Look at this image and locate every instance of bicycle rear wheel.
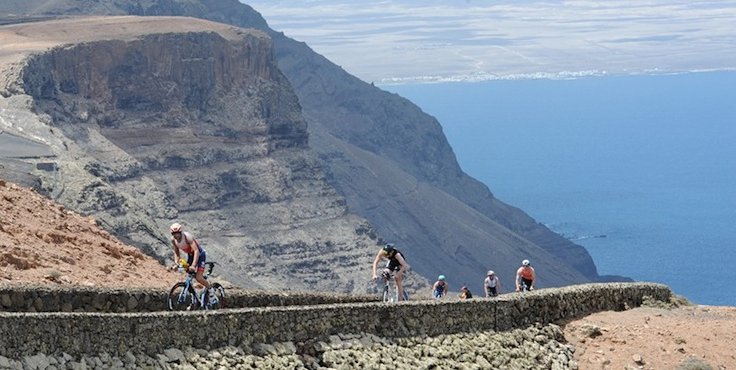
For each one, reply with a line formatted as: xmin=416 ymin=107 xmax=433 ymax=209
xmin=206 ymin=283 xmax=226 ymax=309
xmin=168 ymin=282 xmax=196 ymax=311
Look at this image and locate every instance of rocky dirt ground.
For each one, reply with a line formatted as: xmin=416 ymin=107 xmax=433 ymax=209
xmin=0 ymin=179 xmax=179 ymax=288
xmin=563 ymin=304 xmax=736 ymax=370
xmin=1 ymin=178 xmax=735 ymax=369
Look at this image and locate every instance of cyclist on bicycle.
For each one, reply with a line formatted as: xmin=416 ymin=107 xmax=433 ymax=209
xmin=431 ymin=274 xmax=448 ymax=299
xmin=458 ymin=285 xmax=473 ymax=300
xmin=515 ymin=259 xmax=536 ymax=291
xmin=371 ymin=243 xmax=410 ymax=301
xmin=484 ymin=270 xmax=502 ymax=297
xmin=170 ymin=222 xmax=212 ymax=295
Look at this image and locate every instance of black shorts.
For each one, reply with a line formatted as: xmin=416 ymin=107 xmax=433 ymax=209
xmin=521 ymin=278 xmax=533 ymax=288
xmin=486 ymin=286 xmax=498 ymax=297
xmin=386 ymin=259 xmax=401 ymax=272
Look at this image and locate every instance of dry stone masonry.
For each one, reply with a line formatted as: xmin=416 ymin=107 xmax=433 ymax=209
xmin=0 ymin=282 xmax=670 ymax=359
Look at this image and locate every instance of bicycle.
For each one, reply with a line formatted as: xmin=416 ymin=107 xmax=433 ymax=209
xmin=517 ymin=281 xmax=533 ymax=292
xmin=378 ymin=269 xmax=409 ymax=303
xmin=168 ymin=261 xmax=226 ymax=310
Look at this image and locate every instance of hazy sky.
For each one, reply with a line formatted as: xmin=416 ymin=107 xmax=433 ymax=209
xmin=244 ymin=1 xmax=736 ymax=84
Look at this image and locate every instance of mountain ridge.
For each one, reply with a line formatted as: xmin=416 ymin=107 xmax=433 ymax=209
xmin=0 ymin=1 xmax=628 ymax=294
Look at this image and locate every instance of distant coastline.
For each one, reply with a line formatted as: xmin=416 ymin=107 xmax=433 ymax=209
xmin=378 ymin=68 xmax=736 ymax=86
xmin=247 ymin=1 xmax=736 ymax=85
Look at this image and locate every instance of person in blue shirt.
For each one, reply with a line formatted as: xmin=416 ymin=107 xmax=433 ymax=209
xmin=432 ymin=275 xmax=448 ymax=299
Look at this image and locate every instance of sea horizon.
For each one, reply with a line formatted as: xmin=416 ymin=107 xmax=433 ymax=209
xmin=383 ymin=71 xmax=736 ymax=306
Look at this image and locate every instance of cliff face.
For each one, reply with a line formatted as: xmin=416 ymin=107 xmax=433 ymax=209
xmin=24 ymin=32 xmax=275 ymax=112
xmin=0 ymin=17 xmax=394 ymax=294
xmin=274 ymin=44 xmax=600 ymax=285
xmin=133 ymin=1 xmax=603 ymax=286
xmin=0 ymin=0 xmax=623 ymax=291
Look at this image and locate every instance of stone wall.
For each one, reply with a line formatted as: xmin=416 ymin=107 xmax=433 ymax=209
xmin=0 ymin=285 xmax=378 ymax=313
xmin=0 ymin=282 xmax=670 ymax=358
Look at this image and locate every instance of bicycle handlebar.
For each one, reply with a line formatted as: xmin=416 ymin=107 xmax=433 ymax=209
xmin=174 ymin=261 xmax=217 ymax=277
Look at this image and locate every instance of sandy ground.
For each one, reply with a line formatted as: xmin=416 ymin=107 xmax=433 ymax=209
xmin=563 ymin=305 xmax=736 ymax=369
xmin=0 ymin=178 xmax=179 ymax=288
xmin=2 ymin=178 xmax=735 ymax=369
xmin=564 ymin=306 xmax=736 ymax=370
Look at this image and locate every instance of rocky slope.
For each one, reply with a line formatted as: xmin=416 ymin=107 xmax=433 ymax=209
xmin=564 ymin=303 xmax=736 ymax=369
xmin=0 ymin=178 xmax=178 ymax=288
xmin=0 ymin=0 xmax=623 ymax=292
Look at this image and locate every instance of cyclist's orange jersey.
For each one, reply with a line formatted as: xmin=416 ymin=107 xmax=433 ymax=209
xmin=519 ymin=266 xmax=534 ymax=280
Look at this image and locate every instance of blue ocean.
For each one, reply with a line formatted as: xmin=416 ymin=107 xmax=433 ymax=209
xmin=383 ymin=72 xmax=736 ymax=306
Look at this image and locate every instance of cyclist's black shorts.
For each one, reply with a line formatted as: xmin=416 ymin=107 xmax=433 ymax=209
xmin=521 ymin=278 xmax=533 ymax=288
xmin=486 ymin=286 xmax=498 ymax=297
xmin=386 ymin=259 xmax=401 ymax=272
xmin=186 ymin=248 xmax=207 ymax=272
xmin=385 ymin=252 xmax=405 ymax=272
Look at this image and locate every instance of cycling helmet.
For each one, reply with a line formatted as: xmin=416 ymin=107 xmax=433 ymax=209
xmin=522 ymin=259 xmax=530 ymax=266
xmin=438 ymin=275 xmax=446 ymax=281
xmin=170 ymin=222 xmax=183 ymax=233
xmin=487 ymin=270 xmax=495 ymax=276
xmin=382 ymin=243 xmax=395 ymax=252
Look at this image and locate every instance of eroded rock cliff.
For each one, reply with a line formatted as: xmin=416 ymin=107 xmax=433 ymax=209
xmin=0 ymin=16 xmax=402 ymax=293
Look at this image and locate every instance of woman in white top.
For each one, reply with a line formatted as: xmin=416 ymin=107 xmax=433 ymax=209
xmin=484 ymin=270 xmax=502 ymax=297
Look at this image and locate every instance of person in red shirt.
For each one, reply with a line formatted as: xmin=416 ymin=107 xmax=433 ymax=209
xmin=515 ymin=259 xmax=536 ymax=291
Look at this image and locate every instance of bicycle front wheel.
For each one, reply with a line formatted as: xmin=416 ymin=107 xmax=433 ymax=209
xmin=206 ymin=283 xmax=226 ymax=309
xmin=168 ymin=282 xmax=196 ymax=311
xmin=383 ymin=284 xmax=399 ymax=303
xmin=382 ymin=284 xmax=391 ymax=303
